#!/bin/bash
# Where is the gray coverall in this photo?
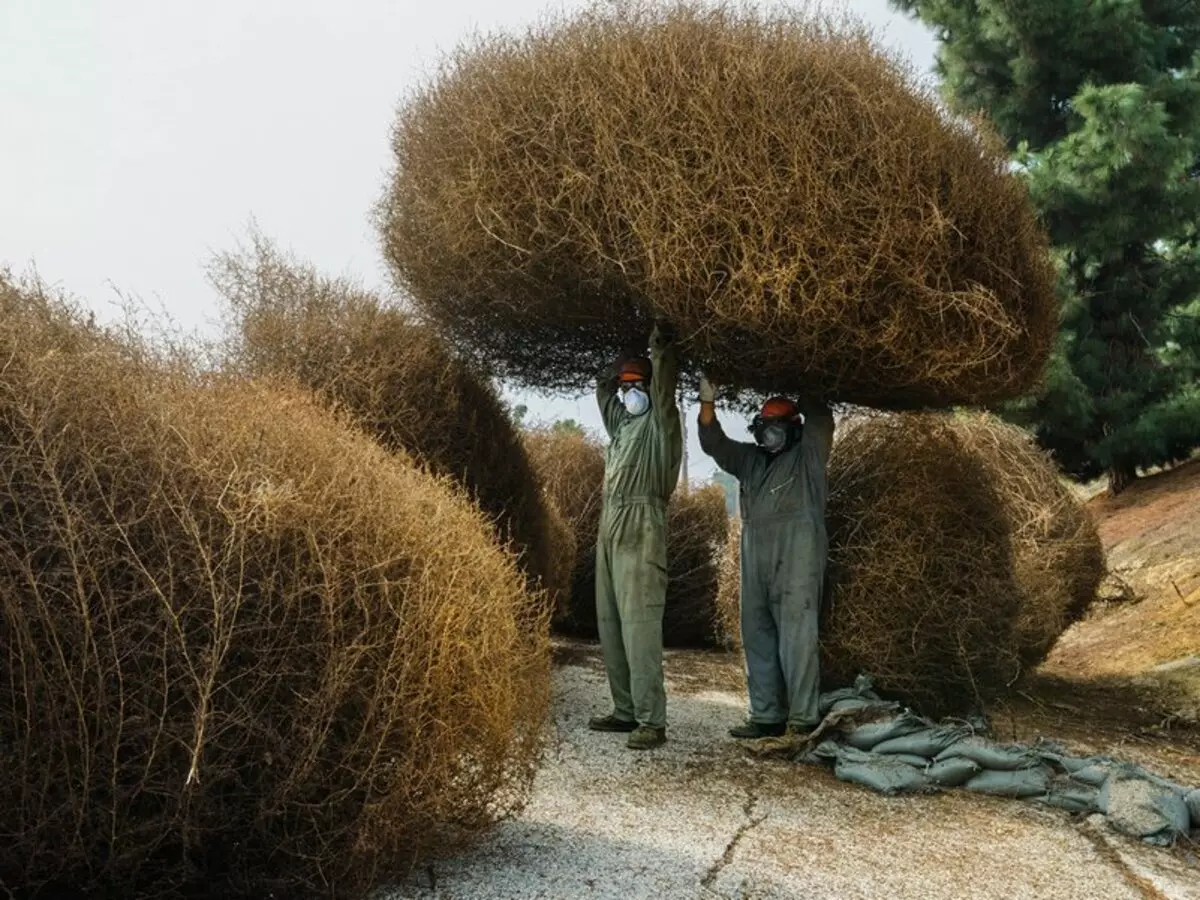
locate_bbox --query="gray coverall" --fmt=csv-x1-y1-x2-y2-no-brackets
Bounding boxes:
698,403,834,728
595,334,683,729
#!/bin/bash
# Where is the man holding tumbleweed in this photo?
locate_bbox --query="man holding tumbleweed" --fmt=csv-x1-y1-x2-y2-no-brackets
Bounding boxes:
698,377,834,738
588,323,682,751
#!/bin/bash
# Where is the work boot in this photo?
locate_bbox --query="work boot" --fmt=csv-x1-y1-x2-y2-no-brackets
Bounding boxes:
728,720,786,739
588,713,637,733
626,725,667,750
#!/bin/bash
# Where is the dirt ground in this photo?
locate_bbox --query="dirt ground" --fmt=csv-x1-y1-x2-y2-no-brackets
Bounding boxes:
383,461,1200,900
1046,459,1200,721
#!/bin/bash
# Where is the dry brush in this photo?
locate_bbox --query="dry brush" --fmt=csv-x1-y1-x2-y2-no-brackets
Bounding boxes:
523,427,729,646
715,412,1104,715
380,0,1056,407
0,274,550,899
210,235,574,607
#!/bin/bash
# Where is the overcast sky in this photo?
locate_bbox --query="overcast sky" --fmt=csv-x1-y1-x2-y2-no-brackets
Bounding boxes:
0,0,937,480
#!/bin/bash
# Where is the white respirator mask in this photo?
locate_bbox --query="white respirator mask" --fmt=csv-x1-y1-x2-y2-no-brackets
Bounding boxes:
623,388,650,416
759,424,788,454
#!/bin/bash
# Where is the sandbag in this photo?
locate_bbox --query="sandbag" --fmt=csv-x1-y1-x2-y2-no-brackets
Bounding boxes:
1100,774,1193,846
893,754,935,768
927,757,982,788
872,725,971,758
963,767,1052,799
934,736,1042,771
1185,789,1200,829
1041,780,1101,814
834,748,936,796
1046,753,1107,775
827,698,880,714
1068,763,1116,787
808,741,844,763
843,712,927,752
818,676,882,716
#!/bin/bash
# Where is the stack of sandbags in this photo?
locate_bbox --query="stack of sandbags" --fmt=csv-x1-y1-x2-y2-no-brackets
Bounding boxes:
523,428,729,646
379,0,1056,407
210,235,575,608
0,275,550,899
756,680,1197,847
715,413,1105,715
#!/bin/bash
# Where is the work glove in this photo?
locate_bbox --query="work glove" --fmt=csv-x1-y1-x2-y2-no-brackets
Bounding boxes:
698,374,716,404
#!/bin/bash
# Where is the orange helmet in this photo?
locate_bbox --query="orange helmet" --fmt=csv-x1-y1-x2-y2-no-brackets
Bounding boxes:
751,396,802,453
618,357,652,384
759,396,800,421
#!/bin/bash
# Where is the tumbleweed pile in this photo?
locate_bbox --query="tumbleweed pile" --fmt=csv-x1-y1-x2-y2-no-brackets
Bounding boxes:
523,428,729,646
210,236,574,606
715,413,1105,715
523,427,607,634
664,485,731,646
956,414,1106,667
380,0,1056,406
0,275,550,899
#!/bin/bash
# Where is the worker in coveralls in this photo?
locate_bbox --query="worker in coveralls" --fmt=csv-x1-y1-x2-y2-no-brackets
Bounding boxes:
697,376,834,738
587,323,682,750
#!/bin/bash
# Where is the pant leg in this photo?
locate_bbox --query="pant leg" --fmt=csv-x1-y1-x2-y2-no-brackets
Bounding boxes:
595,512,635,721
740,523,787,724
775,521,825,728
611,503,668,728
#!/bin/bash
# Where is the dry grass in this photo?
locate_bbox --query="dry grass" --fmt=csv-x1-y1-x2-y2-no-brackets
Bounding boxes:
0,274,550,899
1046,459,1200,686
956,413,1106,667
523,429,729,646
820,414,1020,715
714,517,743,651
663,485,731,647
379,0,1056,407
522,428,607,635
209,234,574,607
716,413,1103,716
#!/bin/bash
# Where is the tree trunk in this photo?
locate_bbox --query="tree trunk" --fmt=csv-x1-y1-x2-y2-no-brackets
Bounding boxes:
1107,463,1137,496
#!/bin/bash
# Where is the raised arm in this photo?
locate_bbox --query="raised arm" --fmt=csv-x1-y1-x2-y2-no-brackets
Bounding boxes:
697,375,758,480
596,363,624,439
648,322,680,420
797,398,835,465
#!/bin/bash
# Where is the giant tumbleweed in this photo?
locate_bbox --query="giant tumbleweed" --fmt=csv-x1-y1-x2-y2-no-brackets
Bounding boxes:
210,234,574,607
379,0,1056,407
0,273,550,899
715,412,1104,715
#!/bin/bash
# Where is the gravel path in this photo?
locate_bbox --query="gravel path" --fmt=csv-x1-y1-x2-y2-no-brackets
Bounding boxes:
384,645,1200,900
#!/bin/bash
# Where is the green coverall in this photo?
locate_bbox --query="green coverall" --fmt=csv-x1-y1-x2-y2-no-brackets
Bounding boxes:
595,332,683,729
698,402,834,728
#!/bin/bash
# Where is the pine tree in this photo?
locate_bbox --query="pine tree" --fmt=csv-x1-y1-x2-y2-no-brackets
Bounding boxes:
895,0,1200,492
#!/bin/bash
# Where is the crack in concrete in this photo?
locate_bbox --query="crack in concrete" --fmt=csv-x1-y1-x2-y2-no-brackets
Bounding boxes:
701,769,768,894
